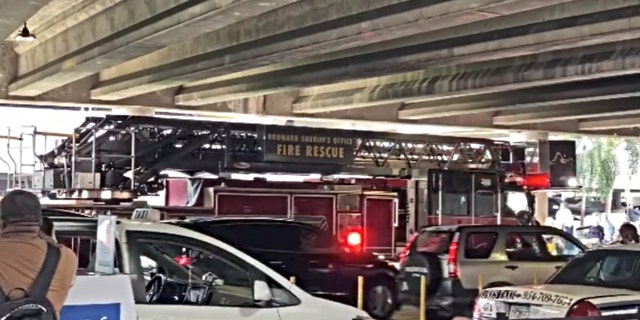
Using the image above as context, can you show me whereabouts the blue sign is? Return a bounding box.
[60,303,120,320]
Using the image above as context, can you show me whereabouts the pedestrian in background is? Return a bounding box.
[618,222,640,244]
[554,202,575,235]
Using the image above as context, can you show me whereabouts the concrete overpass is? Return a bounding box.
[2,0,640,137]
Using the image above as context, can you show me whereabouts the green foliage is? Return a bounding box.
[593,138,620,202]
[577,137,621,204]
[624,139,640,178]
[577,138,596,192]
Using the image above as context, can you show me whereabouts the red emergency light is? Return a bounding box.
[524,173,550,190]
[341,228,363,253]
[346,231,362,247]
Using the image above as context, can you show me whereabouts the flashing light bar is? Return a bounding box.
[505,172,579,190]
[524,173,551,190]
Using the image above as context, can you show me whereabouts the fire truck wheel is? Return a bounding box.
[364,276,397,320]
[398,252,442,297]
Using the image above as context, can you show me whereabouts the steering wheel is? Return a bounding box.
[146,274,167,303]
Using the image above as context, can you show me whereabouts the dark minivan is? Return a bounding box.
[171,217,400,320]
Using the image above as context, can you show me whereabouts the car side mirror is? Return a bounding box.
[252,280,272,302]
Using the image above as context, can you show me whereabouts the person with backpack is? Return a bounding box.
[0,190,77,319]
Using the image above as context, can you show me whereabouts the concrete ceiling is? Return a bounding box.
[2,0,640,137]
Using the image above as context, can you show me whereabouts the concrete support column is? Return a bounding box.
[535,137,550,225]
[0,41,17,99]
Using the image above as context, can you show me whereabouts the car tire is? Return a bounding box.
[364,276,397,320]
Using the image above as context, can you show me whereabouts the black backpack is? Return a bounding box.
[0,242,60,320]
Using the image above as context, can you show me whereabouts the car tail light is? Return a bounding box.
[398,233,419,264]
[567,301,600,318]
[346,231,362,247]
[447,239,459,278]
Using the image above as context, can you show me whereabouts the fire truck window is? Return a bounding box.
[440,172,471,216]
[337,194,360,212]
[464,232,497,259]
[475,191,495,217]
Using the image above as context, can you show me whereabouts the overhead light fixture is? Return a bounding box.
[15,22,36,42]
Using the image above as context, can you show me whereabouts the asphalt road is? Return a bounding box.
[394,306,420,320]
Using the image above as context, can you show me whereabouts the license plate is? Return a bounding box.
[508,305,530,319]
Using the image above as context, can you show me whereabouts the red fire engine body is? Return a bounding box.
[162,165,537,257]
[165,178,398,256]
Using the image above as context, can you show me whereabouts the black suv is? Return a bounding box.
[170,217,400,320]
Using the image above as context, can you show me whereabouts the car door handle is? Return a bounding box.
[505,265,519,270]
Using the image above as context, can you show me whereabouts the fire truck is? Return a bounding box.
[21,115,553,257]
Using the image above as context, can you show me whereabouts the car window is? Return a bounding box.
[129,232,300,308]
[206,223,333,251]
[57,230,123,272]
[505,231,583,262]
[415,231,453,254]
[464,232,497,259]
[549,250,640,290]
[542,233,582,258]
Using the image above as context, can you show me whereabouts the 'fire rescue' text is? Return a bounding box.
[266,133,353,160]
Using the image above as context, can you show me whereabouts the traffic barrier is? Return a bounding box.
[289,276,296,284]
[357,276,364,310]
[420,275,427,320]
[478,273,483,290]
[533,273,538,285]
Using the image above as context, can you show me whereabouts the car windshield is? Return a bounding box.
[548,249,640,291]
[179,221,334,252]
[415,231,453,254]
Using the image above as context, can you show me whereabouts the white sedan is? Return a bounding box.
[474,245,640,319]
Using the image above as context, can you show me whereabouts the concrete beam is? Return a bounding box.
[310,103,402,122]
[10,0,125,54]
[493,99,640,125]
[175,0,640,107]
[399,74,640,119]
[92,0,417,100]
[579,117,640,131]
[96,0,578,101]
[9,0,297,97]
[295,43,640,114]
[0,0,50,41]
